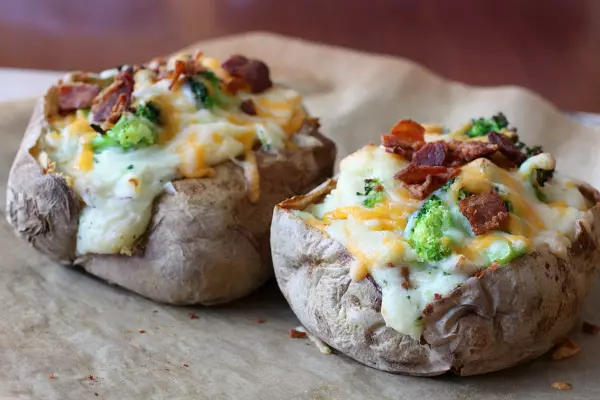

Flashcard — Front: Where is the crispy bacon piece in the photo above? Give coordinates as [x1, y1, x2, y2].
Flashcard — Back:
[381, 120, 425, 159]
[169, 58, 199, 90]
[458, 189, 509, 236]
[222, 55, 272, 93]
[413, 141, 449, 166]
[91, 71, 134, 122]
[394, 164, 447, 184]
[57, 83, 101, 112]
[488, 131, 527, 165]
[448, 140, 499, 164]
[395, 164, 459, 199]
[240, 99, 257, 115]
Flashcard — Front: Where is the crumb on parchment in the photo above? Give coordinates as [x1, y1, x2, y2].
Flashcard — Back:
[291, 326, 332, 355]
[552, 381, 572, 390]
[552, 338, 581, 360]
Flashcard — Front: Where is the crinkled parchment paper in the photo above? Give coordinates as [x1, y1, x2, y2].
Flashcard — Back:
[0, 33, 598, 400]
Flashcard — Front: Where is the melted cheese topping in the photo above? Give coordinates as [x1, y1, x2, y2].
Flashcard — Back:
[296, 144, 592, 338]
[38, 53, 320, 255]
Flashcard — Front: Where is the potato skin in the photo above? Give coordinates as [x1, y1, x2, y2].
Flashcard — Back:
[271, 180, 600, 376]
[6, 89, 336, 305]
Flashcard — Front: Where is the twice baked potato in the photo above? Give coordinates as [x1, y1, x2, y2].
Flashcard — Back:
[7, 51, 335, 304]
[272, 115, 600, 376]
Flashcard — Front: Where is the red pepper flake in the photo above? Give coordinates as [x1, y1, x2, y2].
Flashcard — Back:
[583, 321, 600, 334]
[89, 375, 95, 381]
[139, 330, 146, 334]
[183, 364, 190, 367]
[188, 313, 199, 320]
[289, 329, 308, 339]
[255, 318, 266, 324]
[49, 373, 55, 380]
[434, 293, 442, 300]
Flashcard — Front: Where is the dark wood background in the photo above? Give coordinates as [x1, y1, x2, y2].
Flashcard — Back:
[1, 0, 599, 112]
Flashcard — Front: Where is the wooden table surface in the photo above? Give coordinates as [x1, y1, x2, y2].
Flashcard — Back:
[1, 0, 599, 112]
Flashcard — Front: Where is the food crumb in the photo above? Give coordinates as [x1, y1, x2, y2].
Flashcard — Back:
[94, 393, 99, 397]
[551, 381, 572, 390]
[289, 328, 308, 339]
[139, 330, 146, 334]
[255, 318, 266, 324]
[183, 364, 189, 367]
[583, 321, 600, 335]
[153, 310, 158, 313]
[188, 313, 199, 319]
[126, 329, 133, 333]
[165, 368, 170, 371]
[49, 373, 55, 380]
[89, 375, 94, 381]
[552, 338, 581, 360]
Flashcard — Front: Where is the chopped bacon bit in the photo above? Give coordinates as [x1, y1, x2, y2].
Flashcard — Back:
[49, 373, 55, 380]
[396, 164, 460, 200]
[107, 93, 129, 124]
[91, 71, 134, 122]
[552, 338, 581, 360]
[489, 261, 499, 271]
[448, 140, 498, 164]
[139, 330, 146, 334]
[394, 164, 447, 184]
[552, 381, 572, 390]
[188, 313, 199, 320]
[183, 364, 189, 367]
[458, 189, 509, 236]
[240, 99, 257, 115]
[169, 58, 199, 90]
[433, 293, 442, 300]
[488, 131, 526, 165]
[57, 83, 101, 112]
[381, 120, 425, 159]
[583, 321, 600, 334]
[222, 55, 272, 93]
[289, 328, 308, 339]
[474, 269, 485, 279]
[255, 318, 266, 324]
[412, 141, 449, 166]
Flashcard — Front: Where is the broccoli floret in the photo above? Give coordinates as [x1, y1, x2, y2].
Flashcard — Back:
[186, 71, 229, 109]
[356, 178, 385, 208]
[485, 239, 526, 265]
[135, 101, 161, 124]
[466, 113, 509, 137]
[408, 195, 453, 262]
[92, 113, 158, 152]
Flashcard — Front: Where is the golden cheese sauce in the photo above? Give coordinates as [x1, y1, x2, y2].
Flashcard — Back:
[296, 137, 592, 339]
[36, 53, 320, 256]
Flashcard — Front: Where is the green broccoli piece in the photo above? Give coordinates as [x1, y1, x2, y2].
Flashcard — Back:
[92, 113, 158, 152]
[135, 101, 161, 124]
[484, 239, 526, 265]
[186, 71, 229, 109]
[408, 195, 453, 262]
[466, 113, 509, 137]
[356, 178, 385, 208]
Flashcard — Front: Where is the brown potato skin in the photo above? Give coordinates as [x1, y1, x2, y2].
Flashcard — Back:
[271, 180, 600, 376]
[6, 89, 336, 305]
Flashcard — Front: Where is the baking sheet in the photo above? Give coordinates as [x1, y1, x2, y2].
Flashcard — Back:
[0, 32, 599, 400]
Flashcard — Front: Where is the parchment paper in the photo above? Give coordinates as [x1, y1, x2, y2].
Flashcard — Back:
[0, 32, 598, 400]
